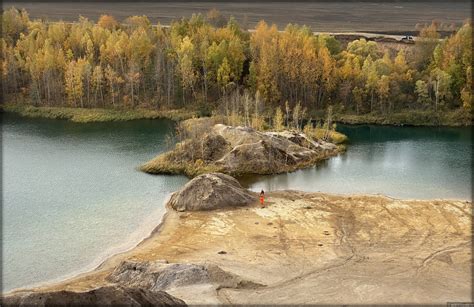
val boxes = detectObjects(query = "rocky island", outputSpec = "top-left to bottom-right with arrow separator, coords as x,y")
4,173 -> 471,305
140,118 -> 345,177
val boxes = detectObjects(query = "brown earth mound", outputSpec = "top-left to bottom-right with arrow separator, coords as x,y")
108,260 -> 264,292
2,285 -> 186,306
141,123 -> 343,177
167,172 -> 257,211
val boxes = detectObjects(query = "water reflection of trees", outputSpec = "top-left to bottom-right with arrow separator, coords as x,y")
3,113 -> 176,152
337,124 -> 471,143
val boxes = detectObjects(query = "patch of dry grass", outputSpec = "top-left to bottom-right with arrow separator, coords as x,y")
333,109 -> 472,127
3,104 -> 196,123
140,151 -> 223,177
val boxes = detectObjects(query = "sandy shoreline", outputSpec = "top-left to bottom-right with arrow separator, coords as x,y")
8,191 -> 470,293
4,194 -> 175,294
5,190 -> 472,304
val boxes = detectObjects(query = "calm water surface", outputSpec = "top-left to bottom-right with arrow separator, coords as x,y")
2,115 -> 472,292
2,114 -> 188,292
242,124 -> 472,200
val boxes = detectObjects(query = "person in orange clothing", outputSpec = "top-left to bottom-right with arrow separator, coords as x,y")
259,189 -> 265,208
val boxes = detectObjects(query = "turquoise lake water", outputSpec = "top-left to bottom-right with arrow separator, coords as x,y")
2,114 -> 471,292
241,124 -> 472,200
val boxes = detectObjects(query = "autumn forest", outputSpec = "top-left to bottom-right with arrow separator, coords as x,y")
1,8 -> 472,125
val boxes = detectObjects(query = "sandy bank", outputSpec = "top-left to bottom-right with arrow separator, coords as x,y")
6,190 -> 472,305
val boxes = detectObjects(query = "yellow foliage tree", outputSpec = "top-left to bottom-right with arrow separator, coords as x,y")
273,107 -> 284,131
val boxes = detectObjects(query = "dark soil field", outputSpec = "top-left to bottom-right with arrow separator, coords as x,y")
4,1 -> 471,32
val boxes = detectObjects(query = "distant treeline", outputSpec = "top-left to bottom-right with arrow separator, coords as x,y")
1,8 -> 472,123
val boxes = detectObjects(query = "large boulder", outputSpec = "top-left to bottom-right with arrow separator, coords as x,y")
2,285 -> 186,306
212,126 -> 329,174
168,173 -> 256,211
215,140 -> 298,174
211,124 -> 264,147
